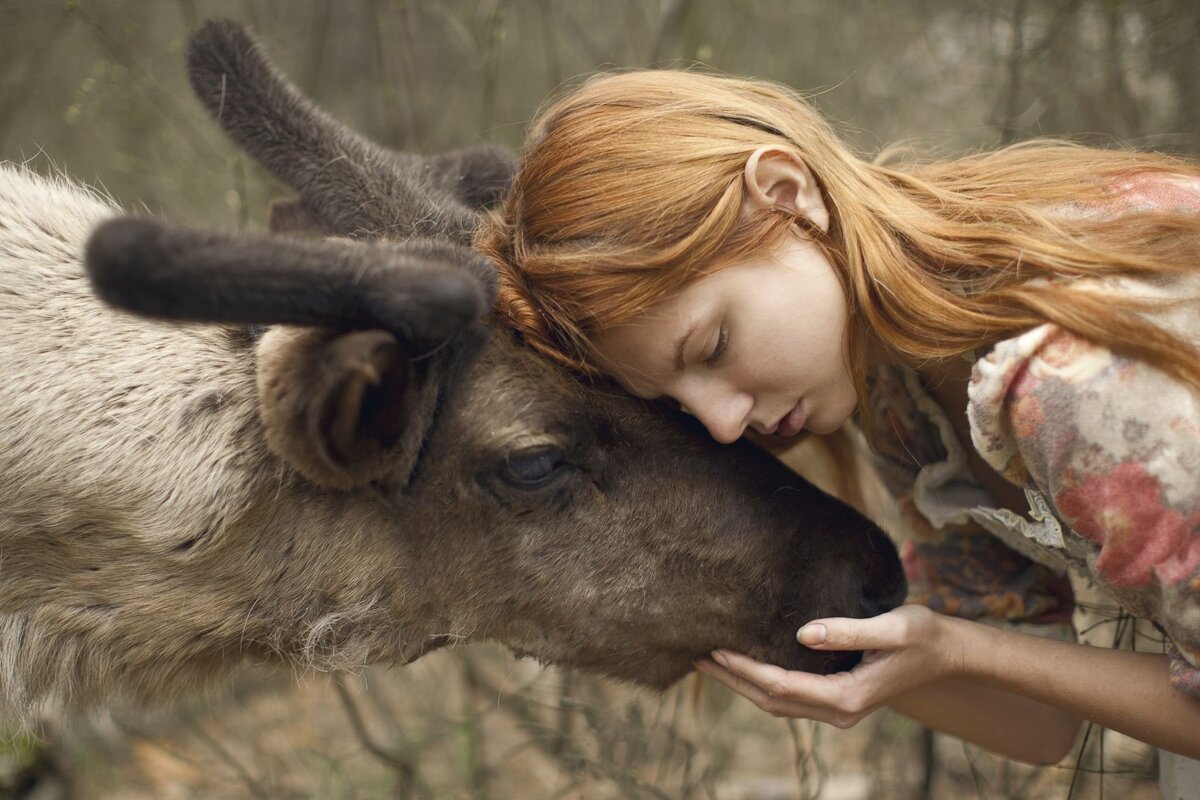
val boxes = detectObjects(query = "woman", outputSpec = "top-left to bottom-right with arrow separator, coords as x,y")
475,69 -> 1200,766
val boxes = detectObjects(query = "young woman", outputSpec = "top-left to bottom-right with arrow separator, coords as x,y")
475,70 -> 1200,766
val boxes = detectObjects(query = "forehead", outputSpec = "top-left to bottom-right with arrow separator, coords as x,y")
592,310 -> 681,397
591,272 -> 728,397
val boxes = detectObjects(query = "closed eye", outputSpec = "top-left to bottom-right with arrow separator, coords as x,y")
498,445 -> 569,488
704,324 -> 728,367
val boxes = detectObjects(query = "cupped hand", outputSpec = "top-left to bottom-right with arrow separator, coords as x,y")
695,604 -> 963,728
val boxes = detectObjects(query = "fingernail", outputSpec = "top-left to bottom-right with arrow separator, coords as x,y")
797,623 -> 827,646
711,650 -> 730,668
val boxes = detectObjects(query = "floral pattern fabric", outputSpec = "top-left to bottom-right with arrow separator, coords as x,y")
869,171 -> 1200,698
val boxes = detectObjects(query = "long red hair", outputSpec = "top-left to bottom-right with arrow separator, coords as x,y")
476,69 -> 1200,441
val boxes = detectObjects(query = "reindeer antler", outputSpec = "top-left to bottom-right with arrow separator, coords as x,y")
86,217 -> 488,349
186,19 -> 479,245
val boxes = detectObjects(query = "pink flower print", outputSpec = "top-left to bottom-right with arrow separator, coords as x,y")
1008,391 -> 1045,442
1028,331 -> 1112,385
1102,171 -> 1200,213
1169,644 -> 1200,697
1121,172 -> 1200,213
1056,462 -> 1199,588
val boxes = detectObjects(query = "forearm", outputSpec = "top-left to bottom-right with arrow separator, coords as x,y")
890,679 -> 1081,765
949,616 -> 1200,760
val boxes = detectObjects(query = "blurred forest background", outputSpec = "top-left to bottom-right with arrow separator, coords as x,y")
1,0 -> 1197,798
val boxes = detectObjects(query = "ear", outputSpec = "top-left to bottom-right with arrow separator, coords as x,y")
427,143 -> 516,211
256,327 -> 421,490
742,146 -> 829,233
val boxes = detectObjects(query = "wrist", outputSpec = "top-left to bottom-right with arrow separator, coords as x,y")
934,613 -> 985,681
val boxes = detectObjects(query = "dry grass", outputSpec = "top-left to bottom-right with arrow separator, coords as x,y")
2,637 -> 1157,800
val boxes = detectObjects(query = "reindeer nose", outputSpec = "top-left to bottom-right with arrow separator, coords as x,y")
861,563 -> 908,618
862,577 -> 908,618
860,527 -> 908,617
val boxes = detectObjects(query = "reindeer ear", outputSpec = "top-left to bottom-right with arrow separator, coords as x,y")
427,143 -> 516,211
256,327 -> 418,489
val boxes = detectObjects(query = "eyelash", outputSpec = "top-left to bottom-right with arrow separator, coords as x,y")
704,325 -> 728,367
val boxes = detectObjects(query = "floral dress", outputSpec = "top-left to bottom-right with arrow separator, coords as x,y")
867,171 -> 1200,699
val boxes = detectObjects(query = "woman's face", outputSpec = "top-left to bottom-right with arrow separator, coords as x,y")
594,232 -> 857,444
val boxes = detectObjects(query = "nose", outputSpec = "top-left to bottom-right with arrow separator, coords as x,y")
676,383 -> 754,444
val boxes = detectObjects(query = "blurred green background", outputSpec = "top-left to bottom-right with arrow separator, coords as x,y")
3,0 -> 1198,231
1,1 -> 1195,797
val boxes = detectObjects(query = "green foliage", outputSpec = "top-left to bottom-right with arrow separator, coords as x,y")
2,0 -> 1197,233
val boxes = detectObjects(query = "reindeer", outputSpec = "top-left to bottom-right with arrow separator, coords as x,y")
0,20 -> 904,719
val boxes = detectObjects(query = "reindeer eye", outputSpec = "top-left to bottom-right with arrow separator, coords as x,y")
499,446 -> 567,488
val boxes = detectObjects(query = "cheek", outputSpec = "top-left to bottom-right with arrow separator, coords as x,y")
805,315 -> 850,379
834,376 -> 859,416
810,384 -> 859,434
794,286 -> 848,367
824,303 -> 854,380
831,329 -> 858,406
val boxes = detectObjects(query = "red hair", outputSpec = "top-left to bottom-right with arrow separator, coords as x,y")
476,69 -> 1200,441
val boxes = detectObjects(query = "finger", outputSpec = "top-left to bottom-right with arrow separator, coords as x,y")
797,607 -> 917,651
695,659 -> 852,724
710,649 -> 858,710
696,659 -> 815,713
712,649 -> 824,695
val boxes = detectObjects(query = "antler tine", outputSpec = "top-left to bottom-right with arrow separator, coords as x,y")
85,217 -> 488,348
186,19 -> 477,245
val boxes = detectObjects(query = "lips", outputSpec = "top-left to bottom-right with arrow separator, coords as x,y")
775,400 -> 808,438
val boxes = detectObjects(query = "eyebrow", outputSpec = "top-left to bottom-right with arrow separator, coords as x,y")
673,321 -> 699,372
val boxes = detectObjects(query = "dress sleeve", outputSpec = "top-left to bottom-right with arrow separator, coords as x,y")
866,366 -> 1074,627
969,325 -> 1200,697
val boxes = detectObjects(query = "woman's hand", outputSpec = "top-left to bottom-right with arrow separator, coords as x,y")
698,604 -> 1200,761
695,604 -> 964,728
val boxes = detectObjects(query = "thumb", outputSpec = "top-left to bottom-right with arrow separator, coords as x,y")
797,611 -> 910,651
